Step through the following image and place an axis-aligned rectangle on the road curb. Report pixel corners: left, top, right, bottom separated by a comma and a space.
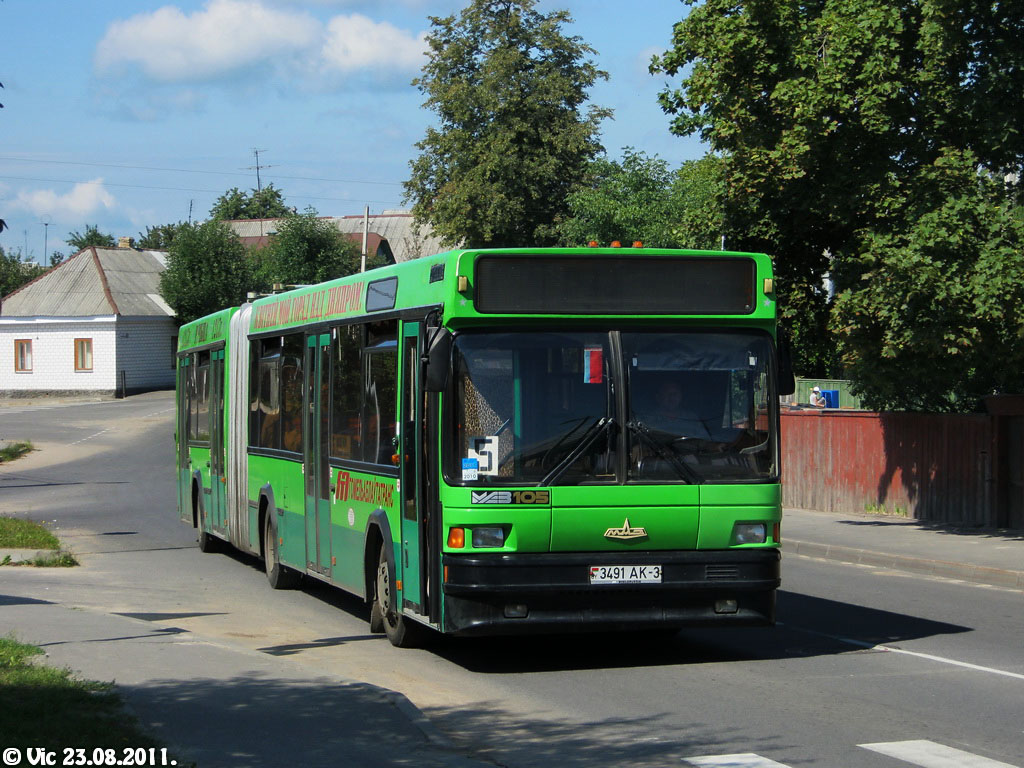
783, 539, 1024, 590
0, 548, 58, 563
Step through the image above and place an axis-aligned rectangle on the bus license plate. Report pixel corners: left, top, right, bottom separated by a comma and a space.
589, 565, 662, 584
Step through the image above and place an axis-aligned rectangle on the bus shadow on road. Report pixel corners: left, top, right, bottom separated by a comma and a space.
431, 589, 971, 673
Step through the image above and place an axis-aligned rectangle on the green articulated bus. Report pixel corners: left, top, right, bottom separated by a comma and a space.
176, 247, 792, 646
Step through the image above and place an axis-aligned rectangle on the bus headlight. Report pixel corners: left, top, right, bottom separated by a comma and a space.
472, 527, 506, 548
732, 523, 767, 545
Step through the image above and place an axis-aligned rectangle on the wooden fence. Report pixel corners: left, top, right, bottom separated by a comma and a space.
780, 408, 1023, 529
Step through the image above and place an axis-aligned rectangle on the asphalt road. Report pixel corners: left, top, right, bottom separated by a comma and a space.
1, 392, 1021, 768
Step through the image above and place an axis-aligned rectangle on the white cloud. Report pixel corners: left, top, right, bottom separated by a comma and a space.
321, 14, 427, 73
13, 180, 117, 220
95, 0, 320, 82
94, 1, 427, 87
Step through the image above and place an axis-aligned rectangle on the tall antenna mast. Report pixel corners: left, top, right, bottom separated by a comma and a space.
246, 148, 275, 193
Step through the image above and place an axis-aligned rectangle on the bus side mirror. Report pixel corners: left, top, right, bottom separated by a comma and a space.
424, 328, 452, 392
777, 329, 795, 396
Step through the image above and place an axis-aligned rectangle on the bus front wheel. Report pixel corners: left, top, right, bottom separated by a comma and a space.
263, 514, 300, 590
373, 543, 423, 648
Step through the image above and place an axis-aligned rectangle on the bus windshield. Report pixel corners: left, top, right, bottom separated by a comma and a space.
450, 330, 778, 486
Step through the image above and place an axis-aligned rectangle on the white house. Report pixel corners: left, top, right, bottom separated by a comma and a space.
0, 242, 177, 398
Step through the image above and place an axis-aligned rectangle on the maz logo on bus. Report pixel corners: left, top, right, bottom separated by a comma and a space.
471, 490, 550, 505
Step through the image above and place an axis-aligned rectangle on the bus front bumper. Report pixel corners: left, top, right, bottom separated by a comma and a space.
440, 549, 780, 636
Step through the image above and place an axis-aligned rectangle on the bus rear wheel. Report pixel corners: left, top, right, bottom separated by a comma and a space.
194, 486, 220, 553
263, 513, 300, 590
197, 507, 220, 553
373, 543, 423, 648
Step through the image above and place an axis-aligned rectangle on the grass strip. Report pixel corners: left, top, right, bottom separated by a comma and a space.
0, 517, 60, 550
0, 635, 182, 760
0, 441, 33, 463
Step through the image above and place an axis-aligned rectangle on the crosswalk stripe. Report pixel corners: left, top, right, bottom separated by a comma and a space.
860, 740, 1019, 768
684, 755, 791, 768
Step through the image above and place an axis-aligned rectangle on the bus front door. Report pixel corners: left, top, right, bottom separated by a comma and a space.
304, 333, 332, 576
400, 322, 427, 615
177, 355, 191, 523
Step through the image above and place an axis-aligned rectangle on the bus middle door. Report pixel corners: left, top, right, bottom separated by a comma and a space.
304, 333, 332, 576
210, 348, 227, 533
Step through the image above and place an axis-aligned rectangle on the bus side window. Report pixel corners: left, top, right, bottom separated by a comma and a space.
193, 351, 211, 442
281, 333, 304, 454
186, 354, 197, 442
365, 349, 398, 464
257, 338, 283, 451
364, 320, 398, 466
248, 340, 260, 447
331, 324, 363, 461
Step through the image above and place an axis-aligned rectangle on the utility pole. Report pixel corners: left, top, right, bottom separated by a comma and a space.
361, 206, 369, 273
41, 214, 51, 265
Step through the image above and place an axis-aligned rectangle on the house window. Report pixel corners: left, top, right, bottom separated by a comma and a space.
74, 338, 93, 372
15, 340, 32, 372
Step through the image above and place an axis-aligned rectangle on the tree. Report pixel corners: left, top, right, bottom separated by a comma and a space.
0, 245, 45, 298
833, 152, 1024, 411
66, 224, 115, 251
651, 0, 1024, 393
557, 149, 724, 249
404, 0, 611, 247
254, 209, 363, 288
209, 184, 291, 221
137, 222, 189, 250
159, 221, 250, 324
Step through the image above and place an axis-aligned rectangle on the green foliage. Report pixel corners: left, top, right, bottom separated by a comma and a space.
136, 222, 189, 250
0, 245, 45, 298
0, 441, 33, 464
652, 0, 1024, 405
404, 0, 611, 247
209, 184, 291, 221
66, 224, 115, 251
159, 221, 250, 324
834, 152, 1024, 411
558, 149, 724, 249
254, 209, 363, 288
0, 514, 57, 549
0, 634, 167, 754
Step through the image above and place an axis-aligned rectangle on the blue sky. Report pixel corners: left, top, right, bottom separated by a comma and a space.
1, 0, 702, 263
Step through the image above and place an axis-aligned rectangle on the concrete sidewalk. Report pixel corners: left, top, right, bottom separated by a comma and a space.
783, 507, 1024, 589
0, 595, 493, 768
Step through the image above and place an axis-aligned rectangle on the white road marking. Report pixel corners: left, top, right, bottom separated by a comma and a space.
684, 755, 791, 767
780, 622, 1024, 682
68, 429, 111, 445
860, 740, 1020, 767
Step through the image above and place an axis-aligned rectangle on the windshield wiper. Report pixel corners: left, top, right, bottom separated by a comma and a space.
627, 420, 700, 483
539, 416, 616, 487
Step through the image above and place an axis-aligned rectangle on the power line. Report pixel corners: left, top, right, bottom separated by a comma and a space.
0, 155, 406, 187
0, 175, 403, 207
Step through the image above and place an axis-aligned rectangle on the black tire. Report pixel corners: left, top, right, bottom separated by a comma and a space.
374, 543, 424, 648
264, 513, 300, 589
195, 494, 220, 553
197, 527, 220, 553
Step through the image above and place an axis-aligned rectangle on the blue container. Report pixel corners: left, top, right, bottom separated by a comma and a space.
822, 389, 839, 408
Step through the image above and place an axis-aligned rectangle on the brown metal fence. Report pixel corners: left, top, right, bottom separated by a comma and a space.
781, 409, 1007, 527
